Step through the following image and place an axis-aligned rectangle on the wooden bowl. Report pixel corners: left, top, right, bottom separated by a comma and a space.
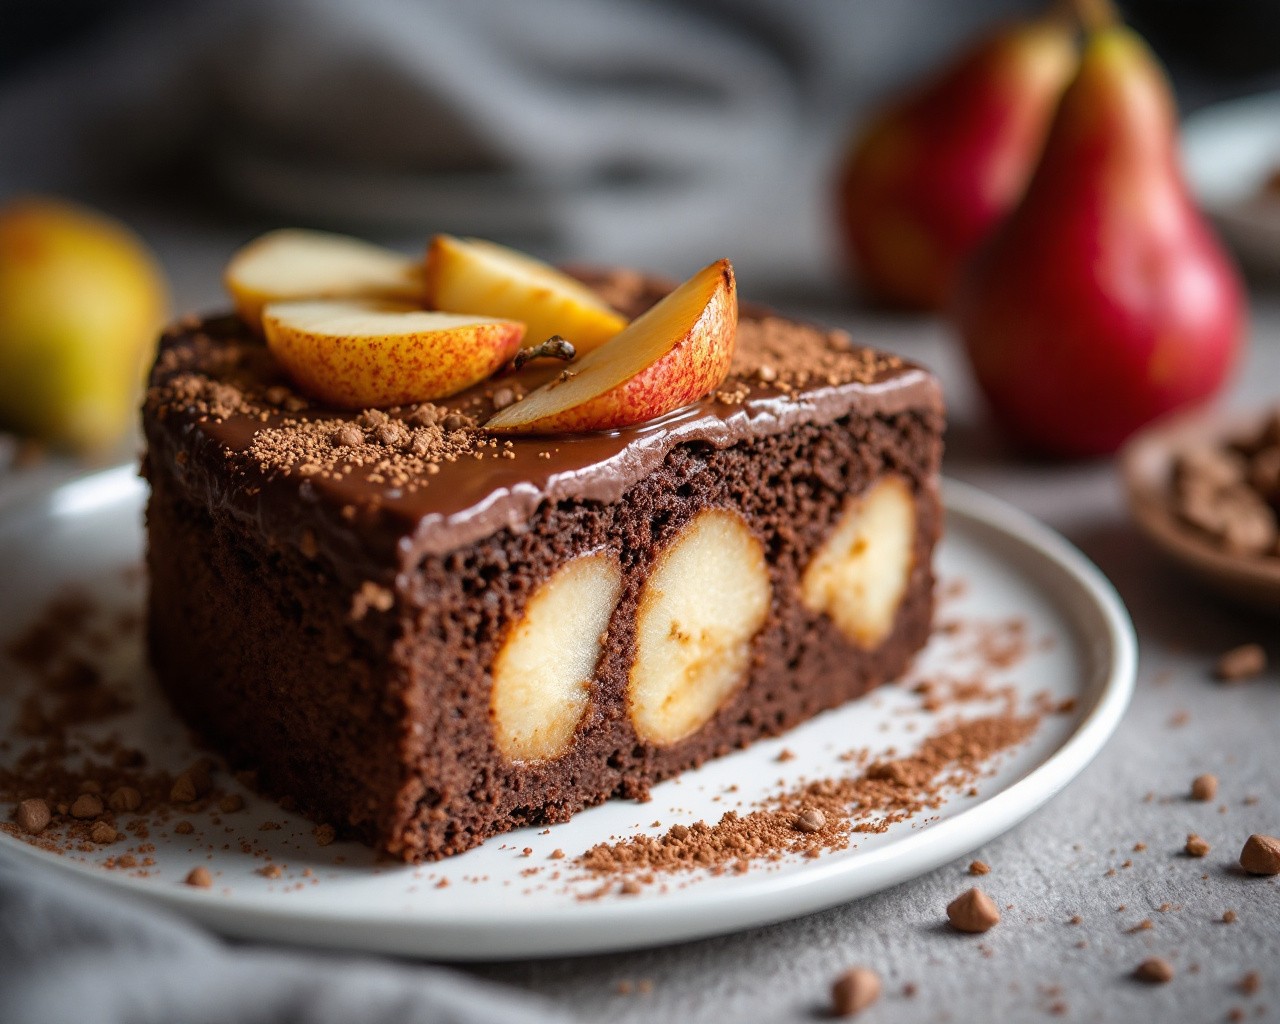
1120, 406, 1280, 614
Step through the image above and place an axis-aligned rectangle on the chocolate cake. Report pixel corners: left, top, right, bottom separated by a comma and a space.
142, 269, 944, 861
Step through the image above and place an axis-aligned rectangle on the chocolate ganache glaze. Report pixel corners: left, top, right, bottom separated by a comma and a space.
143, 270, 943, 581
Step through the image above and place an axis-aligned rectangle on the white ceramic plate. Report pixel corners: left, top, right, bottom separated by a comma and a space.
1182, 91, 1280, 275
0, 468, 1134, 960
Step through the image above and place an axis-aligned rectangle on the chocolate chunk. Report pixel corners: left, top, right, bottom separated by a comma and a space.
1134, 957, 1175, 984
1240, 834, 1280, 875
831, 967, 881, 1017
15, 798, 50, 835
1190, 773, 1218, 801
69, 793, 103, 819
1215, 645, 1266, 683
1185, 834, 1210, 858
947, 887, 1000, 933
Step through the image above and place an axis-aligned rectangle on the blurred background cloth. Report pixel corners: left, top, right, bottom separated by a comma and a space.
4, 0, 1277, 294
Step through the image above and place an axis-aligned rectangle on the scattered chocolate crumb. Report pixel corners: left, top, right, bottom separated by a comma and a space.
15, 798, 50, 835
794, 808, 826, 833
947, 887, 1000, 934
575, 712, 1039, 884
1223, 909, 1238, 924
218, 793, 243, 814
256, 864, 283, 879
169, 774, 198, 804
108, 786, 142, 812
969, 860, 990, 876
1215, 644, 1266, 682
550, 849, 565, 860
89, 821, 117, 844
350, 581, 395, 620
1134, 957, 1175, 984
1186, 834, 1211, 858
69, 793, 102, 819
619, 879, 642, 896
313, 823, 336, 847
1191, 774, 1219, 802
831, 967, 881, 1017
1240, 834, 1280, 875
1068, 915, 1083, 926
184, 866, 212, 888
174, 820, 194, 835
776, 748, 795, 763
1239, 972, 1262, 996
1127, 918, 1154, 934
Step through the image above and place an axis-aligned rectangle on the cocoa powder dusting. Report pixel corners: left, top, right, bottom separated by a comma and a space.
1, 588, 239, 869
576, 711, 1039, 884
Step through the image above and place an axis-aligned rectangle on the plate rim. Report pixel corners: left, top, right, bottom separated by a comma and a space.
0, 469, 1137, 960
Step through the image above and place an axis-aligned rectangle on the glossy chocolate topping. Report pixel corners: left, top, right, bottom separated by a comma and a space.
144, 270, 943, 573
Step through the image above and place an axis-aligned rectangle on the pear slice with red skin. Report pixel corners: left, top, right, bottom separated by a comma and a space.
226, 229, 424, 329
424, 235, 627, 354
485, 259, 737, 434
263, 299, 524, 409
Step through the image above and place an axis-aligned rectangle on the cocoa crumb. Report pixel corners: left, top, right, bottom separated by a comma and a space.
108, 786, 142, 812
794, 808, 826, 833
313, 824, 336, 847
169, 774, 198, 804
184, 866, 212, 888
69, 793, 102, 819
1239, 971, 1261, 996
89, 821, 117, 844
1240, 834, 1280, 875
218, 793, 243, 814
1223, 909, 1238, 924
15, 798, 50, 835
351, 581, 394, 620
1185, 834, 1210, 858
831, 967, 881, 1017
969, 860, 990, 876
575, 712, 1039, 884
1134, 957, 1175, 984
947, 887, 1000, 933
1215, 644, 1266, 682
174, 820, 194, 835
1190, 774, 1218, 801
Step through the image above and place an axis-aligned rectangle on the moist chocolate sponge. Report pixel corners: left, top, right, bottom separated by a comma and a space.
142, 271, 944, 861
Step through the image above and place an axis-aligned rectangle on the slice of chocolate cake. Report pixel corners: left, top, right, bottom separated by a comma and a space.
142, 256, 943, 862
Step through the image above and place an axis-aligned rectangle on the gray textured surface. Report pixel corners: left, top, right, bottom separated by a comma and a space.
2, 230, 1277, 1022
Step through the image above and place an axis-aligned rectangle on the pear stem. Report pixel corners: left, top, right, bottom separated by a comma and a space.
1072, 0, 1121, 32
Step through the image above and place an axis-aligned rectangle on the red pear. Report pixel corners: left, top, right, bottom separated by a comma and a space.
835, 15, 1075, 309
955, 24, 1246, 458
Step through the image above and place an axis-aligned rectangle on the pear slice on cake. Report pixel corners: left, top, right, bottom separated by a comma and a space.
424, 235, 627, 354
226, 230, 424, 329
486, 259, 736, 434
263, 299, 523, 409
